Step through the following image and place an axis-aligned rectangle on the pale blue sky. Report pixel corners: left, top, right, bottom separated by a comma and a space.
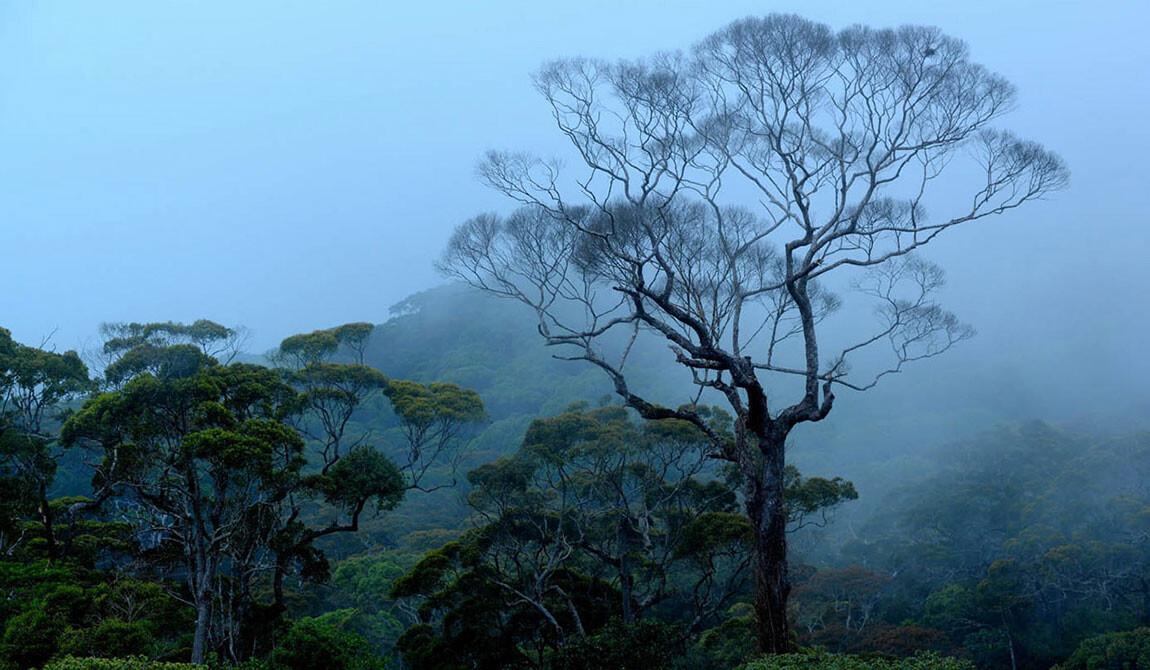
1, 1, 1147, 407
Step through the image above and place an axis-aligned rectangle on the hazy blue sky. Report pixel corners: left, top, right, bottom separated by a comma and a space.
1, 0, 1147, 407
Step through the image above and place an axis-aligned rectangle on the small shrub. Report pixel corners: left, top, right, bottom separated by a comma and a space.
3, 608, 67, 668
549, 619, 684, 670
44, 657, 202, 670
270, 616, 381, 670
59, 619, 158, 659
738, 649, 974, 670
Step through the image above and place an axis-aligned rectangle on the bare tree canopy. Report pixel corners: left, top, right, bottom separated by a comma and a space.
441, 13, 1067, 654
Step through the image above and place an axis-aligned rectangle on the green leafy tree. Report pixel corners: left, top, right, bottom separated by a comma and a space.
98, 320, 246, 386
62, 324, 304, 663
393, 405, 855, 667
0, 327, 90, 561
63, 320, 485, 663
270, 611, 383, 670
546, 618, 684, 670
0, 559, 189, 668
1056, 627, 1150, 670
266, 324, 485, 620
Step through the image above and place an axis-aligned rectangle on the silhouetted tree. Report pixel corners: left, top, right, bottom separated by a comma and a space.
442, 13, 1067, 653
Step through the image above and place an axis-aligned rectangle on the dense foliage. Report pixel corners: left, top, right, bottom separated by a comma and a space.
0, 320, 479, 668
1, 289, 1147, 669
818, 424, 1150, 668
738, 651, 974, 670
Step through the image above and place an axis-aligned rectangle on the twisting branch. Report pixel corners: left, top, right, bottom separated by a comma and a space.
439, 13, 1067, 653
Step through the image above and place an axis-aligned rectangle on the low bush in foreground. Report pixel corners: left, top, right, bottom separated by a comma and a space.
739, 650, 974, 670
44, 658, 202, 670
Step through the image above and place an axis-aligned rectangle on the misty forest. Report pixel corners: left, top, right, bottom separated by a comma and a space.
2, 4, 1148, 670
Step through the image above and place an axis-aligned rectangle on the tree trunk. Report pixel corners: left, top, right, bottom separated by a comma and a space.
745, 435, 792, 654
187, 550, 214, 661
37, 483, 57, 563
273, 553, 289, 612
191, 591, 211, 664
618, 517, 634, 623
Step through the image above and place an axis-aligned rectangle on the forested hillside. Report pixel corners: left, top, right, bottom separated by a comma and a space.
3, 285, 1148, 669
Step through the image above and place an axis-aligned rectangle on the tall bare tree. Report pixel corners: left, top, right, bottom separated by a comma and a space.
441, 14, 1067, 653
